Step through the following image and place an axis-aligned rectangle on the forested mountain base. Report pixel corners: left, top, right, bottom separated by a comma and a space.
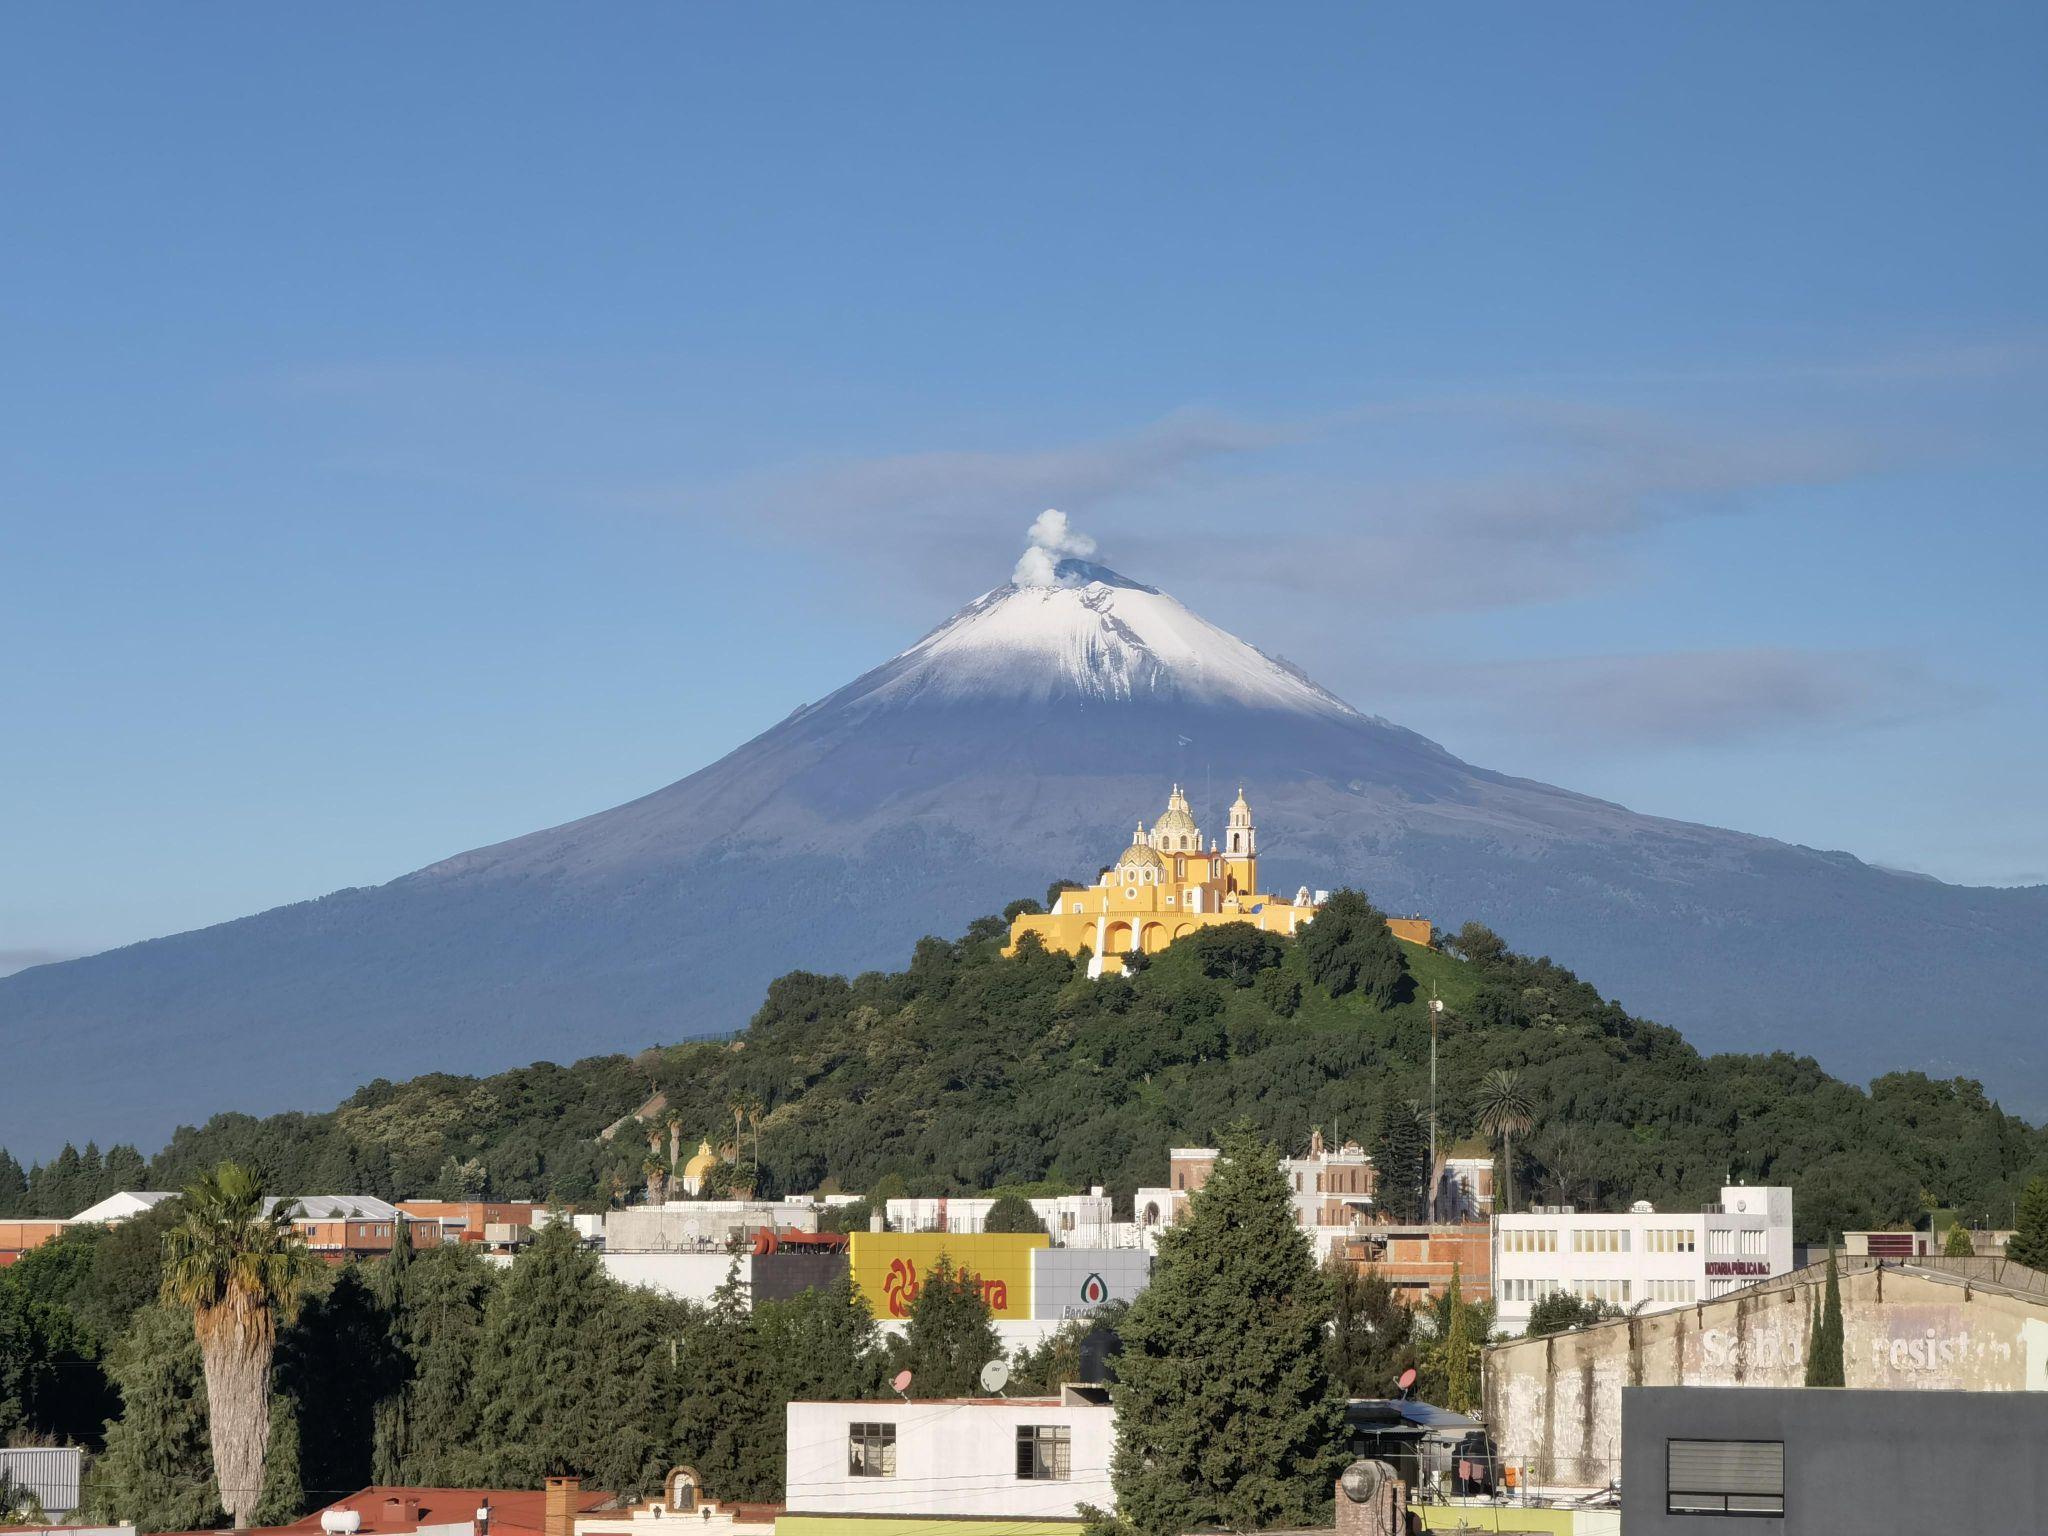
5, 894, 2040, 1244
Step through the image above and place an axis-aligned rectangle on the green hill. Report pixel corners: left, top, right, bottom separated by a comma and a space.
5, 894, 2040, 1243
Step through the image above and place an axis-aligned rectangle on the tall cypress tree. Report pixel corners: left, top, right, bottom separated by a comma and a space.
676, 1269, 778, 1501
1110, 1122, 1344, 1536
1804, 1245, 1845, 1387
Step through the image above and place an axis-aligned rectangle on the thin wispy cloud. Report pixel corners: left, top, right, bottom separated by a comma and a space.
1383, 648, 1981, 750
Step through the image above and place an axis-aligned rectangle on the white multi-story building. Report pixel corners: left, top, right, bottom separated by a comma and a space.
885, 1189, 1125, 1246
1492, 1185, 1795, 1333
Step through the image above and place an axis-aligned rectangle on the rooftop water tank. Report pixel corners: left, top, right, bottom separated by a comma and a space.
321, 1509, 363, 1534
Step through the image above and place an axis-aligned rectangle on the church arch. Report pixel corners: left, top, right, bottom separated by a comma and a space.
1141, 921, 1168, 953
1172, 922, 1193, 941
1105, 921, 1133, 953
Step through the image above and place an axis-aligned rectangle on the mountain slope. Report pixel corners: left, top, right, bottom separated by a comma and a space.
6, 557, 2046, 1152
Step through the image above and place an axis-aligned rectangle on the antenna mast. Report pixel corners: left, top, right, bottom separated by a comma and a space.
1428, 993, 1443, 1225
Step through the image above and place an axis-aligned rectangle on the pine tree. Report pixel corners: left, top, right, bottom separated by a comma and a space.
2005, 1177, 2048, 1272
984, 1193, 1046, 1233
677, 1268, 778, 1500
1110, 1122, 1344, 1536
1371, 1103, 1429, 1223
1804, 1245, 1845, 1387
470, 1222, 618, 1484
372, 1238, 494, 1485
896, 1255, 1000, 1398
1943, 1224, 1976, 1258
91, 1305, 225, 1533
0, 1150, 27, 1216
277, 1266, 393, 1510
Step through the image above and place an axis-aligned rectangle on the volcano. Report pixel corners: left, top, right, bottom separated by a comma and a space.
6, 556, 2046, 1153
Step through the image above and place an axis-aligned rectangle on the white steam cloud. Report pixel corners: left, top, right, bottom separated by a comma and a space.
1012, 508, 1097, 586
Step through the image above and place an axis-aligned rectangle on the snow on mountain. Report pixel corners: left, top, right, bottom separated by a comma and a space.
832, 559, 1362, 719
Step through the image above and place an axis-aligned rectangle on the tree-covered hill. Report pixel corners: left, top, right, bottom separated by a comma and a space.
5, 893, 2041, 1242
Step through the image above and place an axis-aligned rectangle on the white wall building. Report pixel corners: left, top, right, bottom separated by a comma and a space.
785, 1393, 1115, 1521
885, 1190, 1128, 1246
1492, 1185, 1795, 1333
603, 1199, 822, 1253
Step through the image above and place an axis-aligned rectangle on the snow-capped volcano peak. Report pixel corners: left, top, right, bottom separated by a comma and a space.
845, 557, 1365, 717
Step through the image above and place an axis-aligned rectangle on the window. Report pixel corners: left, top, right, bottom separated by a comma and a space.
1740, 1228, 1768, 1257
1708, 1229, 1734, 1256
1017, 1425, 1072, 1481
1667, 1439, 1783, 1516
848, 1422, 896, 1477
1646, 1278, 1695, 1304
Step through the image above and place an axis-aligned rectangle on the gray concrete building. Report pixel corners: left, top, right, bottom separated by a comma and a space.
1485, 1256, 2048, 1485
1621, 1384, 2048, 1532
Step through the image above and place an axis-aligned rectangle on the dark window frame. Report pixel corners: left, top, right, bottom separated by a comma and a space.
848, 1421, 897, 1478
1015, 1424, 1073, 1481
1666, 1437, 1784, 1518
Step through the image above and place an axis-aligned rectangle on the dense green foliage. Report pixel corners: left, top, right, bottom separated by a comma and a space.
1324, 1264, 1417, 1398
8, 897, 2045, 1262
1943, 1223, 1977, 1258
893, 1254, 1002, 1397
983, 1192, 1047, 1233
1111, 1124, 1343, 1536
2006, 1177, 2048, 1270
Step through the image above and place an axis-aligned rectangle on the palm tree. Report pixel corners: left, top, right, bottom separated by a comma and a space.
1474, 1068, 1535, 1215
159, 1163, 318, 1528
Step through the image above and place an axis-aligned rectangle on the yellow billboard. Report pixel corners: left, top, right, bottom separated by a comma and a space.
849, 1231, 1047, 1321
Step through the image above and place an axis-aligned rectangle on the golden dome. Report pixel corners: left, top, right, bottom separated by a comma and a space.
682, 1139, 718, 1180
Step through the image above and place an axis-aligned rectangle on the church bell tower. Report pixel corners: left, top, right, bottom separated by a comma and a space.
1222, 786, 1257, 895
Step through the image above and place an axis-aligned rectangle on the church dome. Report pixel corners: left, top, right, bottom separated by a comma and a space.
1120, 842, 1165, 870
683, 1139, 717, 1182
1150, 783, 1201, 847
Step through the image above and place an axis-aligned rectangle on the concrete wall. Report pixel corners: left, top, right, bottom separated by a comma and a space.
1621, 1384, 2048, 1533
786, 1399, 1113, 1519
604, 1201, 819, 1253
1486, 1262, 2048, 1485
602, 1250, 749, 1303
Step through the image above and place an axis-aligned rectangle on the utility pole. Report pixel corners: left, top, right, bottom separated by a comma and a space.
1428, 994, 1443, 1225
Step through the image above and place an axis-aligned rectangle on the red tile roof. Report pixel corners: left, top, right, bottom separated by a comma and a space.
264, 1486, 616, 1536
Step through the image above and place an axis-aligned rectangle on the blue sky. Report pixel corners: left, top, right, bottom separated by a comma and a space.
5, 5, 2046, 972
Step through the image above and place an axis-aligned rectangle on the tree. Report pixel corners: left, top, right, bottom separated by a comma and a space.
1419, 1266, 1482, 1412
1298, 889, 1410, 1007
1474, 1069, 1534, 1215
895, 1255, 1000, 1398
1189, 923, 1286, 987
1445, 922, 1507, 969
1524, 1291, 1619, 1338
2005, 1177, 2048, 1272
1943, 1224, 1977, 1258
984, 1193, 1046, 1234
1110, 1123, 1343, 1536
1804, 1245, 1845, 1387
158, 1164, 317, 1528
1325, 1263, 1417, 1397
471, 1221, 627, 1485
1371, 1102, 1429, 1223
1045, 879, 1086, 912
372, 1237, 495, 1485
90, 1305, 224, 1533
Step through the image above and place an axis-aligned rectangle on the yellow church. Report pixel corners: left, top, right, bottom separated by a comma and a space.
1005, 784, 1431, 977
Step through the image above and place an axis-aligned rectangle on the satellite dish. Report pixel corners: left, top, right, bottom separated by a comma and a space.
979, 1359, 1011, 1395
892, 1369, 913, 1397
1396, 1367, 1418, 1398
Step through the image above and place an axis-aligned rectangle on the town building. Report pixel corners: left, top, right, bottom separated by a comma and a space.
263, 1196, 441, 1261
884, 1189, 1124, 1245
1139, 1132, 1377, 1239
1335, 1222, 1492, 1306
68, 1190, 178, 1224
1621, 1384, 2048, 1533
396, 1200, 546, 1249
602, 1198, 823, 1255
1005, 786, 1430, 977
262, 1482, 615, 1536
0, 1447, 82, 1518
0, 1221, 66, 1266
783, 1389, 1115, 1535
1491, 1184, 1794, 1333
1486, 1254, 2048, 1488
